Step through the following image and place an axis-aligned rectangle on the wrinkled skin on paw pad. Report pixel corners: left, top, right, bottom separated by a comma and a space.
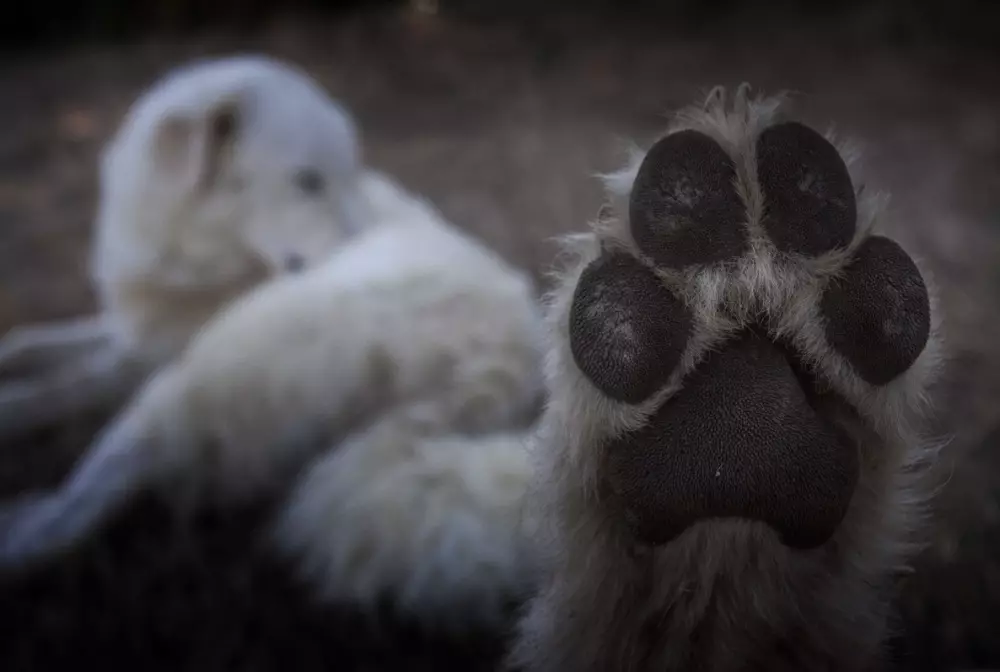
820, 235, 931, 385
606, 330, 859, 550
756, 121, 857, 256
569, 251, 693, 405
629, 130, 748, 270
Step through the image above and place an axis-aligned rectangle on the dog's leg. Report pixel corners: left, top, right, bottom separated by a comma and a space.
0, 363, 184, 566
0, 316, 116, 380
0, 339, 147, 442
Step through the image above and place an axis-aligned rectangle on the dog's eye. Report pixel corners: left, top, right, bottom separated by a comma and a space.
294, 168, 325, 196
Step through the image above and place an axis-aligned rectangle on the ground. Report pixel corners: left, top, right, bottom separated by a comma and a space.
0, 6, 998, 671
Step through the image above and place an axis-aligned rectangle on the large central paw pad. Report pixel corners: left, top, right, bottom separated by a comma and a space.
567, 122, 931, 549
605, 330, 857, 549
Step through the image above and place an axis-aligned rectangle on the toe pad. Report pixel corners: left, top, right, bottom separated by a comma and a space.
820, 235, 931, 385
569, 252, 693, 404
756, 121, 857, 257
629, 130, 748, 270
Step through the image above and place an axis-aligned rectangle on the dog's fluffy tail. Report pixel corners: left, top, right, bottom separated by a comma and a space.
271, 417, 540, 632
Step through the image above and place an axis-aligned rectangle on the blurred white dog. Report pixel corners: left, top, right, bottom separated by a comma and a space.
0, 56, 545, 631
0, 56, 370, 438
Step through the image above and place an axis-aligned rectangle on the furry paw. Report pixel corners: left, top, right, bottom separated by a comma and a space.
511, 87, 942, 672
569, 121, 929, 550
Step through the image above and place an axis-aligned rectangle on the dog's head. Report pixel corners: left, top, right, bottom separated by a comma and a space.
96, 56, 369, 288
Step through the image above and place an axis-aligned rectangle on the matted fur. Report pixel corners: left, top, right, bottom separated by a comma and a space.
507, 85, 946, 671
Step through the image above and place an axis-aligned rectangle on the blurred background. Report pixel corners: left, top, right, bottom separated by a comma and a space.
0, 0, 998, 670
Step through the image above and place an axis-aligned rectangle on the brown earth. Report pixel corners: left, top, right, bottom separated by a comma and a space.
0, 6, 998, 671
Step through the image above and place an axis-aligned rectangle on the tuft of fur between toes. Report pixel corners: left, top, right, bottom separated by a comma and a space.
507, 84, 944, 672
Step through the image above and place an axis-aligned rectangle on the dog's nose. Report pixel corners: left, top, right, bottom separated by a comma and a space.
285, 254, 305, 273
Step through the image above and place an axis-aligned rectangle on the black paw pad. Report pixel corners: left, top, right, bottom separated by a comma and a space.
756, 122, 857, 256
629, 130, 748, 270
569, 252, 693, 405
820, 235, 930, 386
606, 330, 859, 549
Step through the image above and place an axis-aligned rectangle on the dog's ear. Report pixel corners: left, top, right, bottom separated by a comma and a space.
152, 95, 243, 192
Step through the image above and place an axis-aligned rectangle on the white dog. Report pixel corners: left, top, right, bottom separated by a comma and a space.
0, 56, 545, 631
0, 56, 369, 439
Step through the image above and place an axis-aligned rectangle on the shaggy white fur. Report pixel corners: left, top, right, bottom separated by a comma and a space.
0, 56, 546, 631
0, 56, 368, 439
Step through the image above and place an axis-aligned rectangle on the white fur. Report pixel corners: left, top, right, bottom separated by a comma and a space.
0, 57, 546, 631
0, 56, 370, 439
92, 55, 368, 360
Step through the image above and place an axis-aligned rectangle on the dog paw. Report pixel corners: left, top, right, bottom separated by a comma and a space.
509, 88, 943, 672
562, 114, 932, 551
